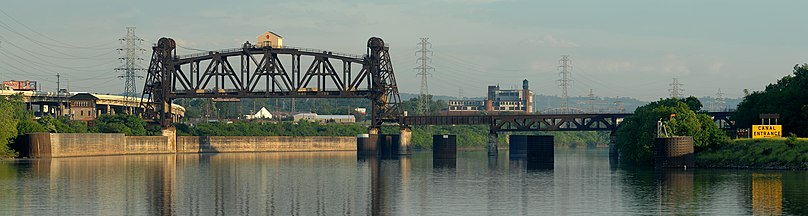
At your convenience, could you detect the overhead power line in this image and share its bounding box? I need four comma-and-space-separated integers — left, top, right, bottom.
0, 8, 116, 50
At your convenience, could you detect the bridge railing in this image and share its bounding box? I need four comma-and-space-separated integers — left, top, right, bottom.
175, 46, 364, 60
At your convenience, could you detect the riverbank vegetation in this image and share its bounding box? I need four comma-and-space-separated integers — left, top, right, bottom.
734, 64, 808, 136
615, 97, 730, 165
697, 138, 808, 169
0, 94, 158, 158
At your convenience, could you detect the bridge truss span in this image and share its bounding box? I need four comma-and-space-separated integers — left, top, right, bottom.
491, 113, 632, 132
402, 112, 735, 132
403, 114, 631, 132
141, 37, 401, 128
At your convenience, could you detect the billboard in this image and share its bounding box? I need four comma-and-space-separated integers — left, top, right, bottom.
752, 125, 782, 138
3, 80, 38, 91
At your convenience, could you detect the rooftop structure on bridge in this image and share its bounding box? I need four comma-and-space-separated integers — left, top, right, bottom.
256, 31, 283, 48
448, 79, 534, 115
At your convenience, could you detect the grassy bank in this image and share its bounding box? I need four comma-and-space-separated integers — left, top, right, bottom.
696, 138, 808, 170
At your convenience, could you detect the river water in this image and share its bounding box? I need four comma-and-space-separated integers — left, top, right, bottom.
0, 149, 806, 215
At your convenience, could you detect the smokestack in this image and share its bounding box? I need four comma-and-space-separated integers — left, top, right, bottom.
523, 79, 529, 90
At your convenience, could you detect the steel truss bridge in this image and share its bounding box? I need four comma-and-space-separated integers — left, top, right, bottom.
139, 36, 736, 132
402, 112, 735, 132
141, 37, 401, 128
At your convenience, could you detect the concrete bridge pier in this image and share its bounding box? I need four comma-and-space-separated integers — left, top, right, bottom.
487, 131, 498, 156
161, 126, 177, 153
609, 131, 618, 159
433, 134, 457, 168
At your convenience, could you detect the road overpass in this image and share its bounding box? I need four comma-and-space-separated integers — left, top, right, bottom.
0, 90, 185, 122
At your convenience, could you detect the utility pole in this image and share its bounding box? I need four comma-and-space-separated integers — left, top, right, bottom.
415, 38, 433, 114
116, 27, 146, 114
669, 78, 684, 98
56, 73, 61, 116
557, 55, 573, 113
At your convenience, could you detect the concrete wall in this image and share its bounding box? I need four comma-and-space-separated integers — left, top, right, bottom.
22, 133, 356, 158
176, 136, 356, 153
125, 136, 171, 154
47, 133, 125, 157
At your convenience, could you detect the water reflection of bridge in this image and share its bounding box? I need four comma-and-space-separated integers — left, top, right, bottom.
4, 152, 806, 214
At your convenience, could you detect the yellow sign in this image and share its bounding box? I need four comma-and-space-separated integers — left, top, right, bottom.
752, 125, 782, 138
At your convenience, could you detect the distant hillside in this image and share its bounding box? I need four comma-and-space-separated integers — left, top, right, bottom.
400, 92, 740, 113
696, 96, 742, 112
400, 93, 456, 101
534, 95, 646, 113
530, 95, 739, 113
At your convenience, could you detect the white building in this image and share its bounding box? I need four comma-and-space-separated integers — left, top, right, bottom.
245, 107, 273, 119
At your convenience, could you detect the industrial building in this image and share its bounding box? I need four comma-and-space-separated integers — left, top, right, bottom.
447, 79, 534, 115
293, 113, 356, 123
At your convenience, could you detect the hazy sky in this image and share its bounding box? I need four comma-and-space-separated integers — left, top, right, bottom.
0, 0, 805, 101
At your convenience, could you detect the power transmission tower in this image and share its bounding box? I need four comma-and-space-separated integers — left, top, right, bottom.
115, 27, 146, 114
414, 38, 433, 114
458, 88, 464, 100
587, 89, 595, 113
715, 88, 726, 111
669, 78, 684, 98
557, 55, 573, 112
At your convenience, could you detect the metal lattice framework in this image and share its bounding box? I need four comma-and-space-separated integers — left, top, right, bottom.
140, 37, 401, 128
402, 112, 736, 132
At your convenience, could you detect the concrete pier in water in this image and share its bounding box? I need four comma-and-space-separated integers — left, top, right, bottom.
433, 134, 457, 168
487, 132, 498, 156
526, 135, 554, 169
508, 135, 528, 159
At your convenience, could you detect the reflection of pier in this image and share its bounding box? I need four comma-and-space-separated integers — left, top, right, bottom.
656, 169, 695, 213
359, 155, 412, 216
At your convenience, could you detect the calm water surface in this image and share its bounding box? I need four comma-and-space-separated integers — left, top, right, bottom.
0, 149, 806, 215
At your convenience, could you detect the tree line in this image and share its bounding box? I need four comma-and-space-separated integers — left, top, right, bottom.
734, 64, 808, 136
0, 94, 160, 157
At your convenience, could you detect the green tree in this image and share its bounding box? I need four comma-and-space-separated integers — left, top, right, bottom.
91, 114, 157, 136
37, 116, 88, 133
0, 96, 20, 157
734, 64, 808, 136
616, 98, 728, 164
